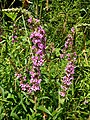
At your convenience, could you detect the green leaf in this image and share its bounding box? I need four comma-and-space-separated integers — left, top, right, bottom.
0, 86, 4, 99
52, 108, 63, 117
5, 12, 17, 21
10, 101, 19, 118
39, 96, 50, 100
52, 108, 63, 120
21, 102, 27, 112
0, 113, 5, 120
10, 113, 19, 120
30, 108, 34, 113
29, 99, 35, 104
59, 98, 65, 104
37, 106, 52, 116
26, 114, 33, 120
11, 105, 19, 114
80, 8, 87, 13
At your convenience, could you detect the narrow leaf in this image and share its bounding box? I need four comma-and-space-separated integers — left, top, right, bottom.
37, 106, 52, 116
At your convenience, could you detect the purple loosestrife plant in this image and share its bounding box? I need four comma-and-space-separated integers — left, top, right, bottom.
15, 17, 46, 93
59, 27, 77, 97
29, 25, 46, 92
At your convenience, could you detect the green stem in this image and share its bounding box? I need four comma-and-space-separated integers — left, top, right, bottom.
72, 79, 74, 96
34, 96, 37, 113
39, 1, 42, 19
46, 0, 49, 11
22, 14, 28, 37
22, 14, 32, 54
58, 89, 61, 108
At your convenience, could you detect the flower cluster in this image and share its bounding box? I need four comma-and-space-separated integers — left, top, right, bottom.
29, 26, 46, 92
60, 27, 77, 97
64, 34, 73, 49
16, 17, 46, 93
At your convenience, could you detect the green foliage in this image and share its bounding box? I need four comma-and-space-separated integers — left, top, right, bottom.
4, 12, 17, 21
0, 0, 90, 120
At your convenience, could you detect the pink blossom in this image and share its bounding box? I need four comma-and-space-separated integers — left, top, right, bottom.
59, 91, 66, 97
35, 19, 40, 23
60, 54, 64, 59
71, 27, 75, 34
28, 17, 32, 23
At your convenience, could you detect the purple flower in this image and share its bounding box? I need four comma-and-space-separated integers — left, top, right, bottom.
59, 91, 66, 97
28, 17, 32, 23
61, 85, 68, 91
67, 53, 71, 57
26, 83, 30, 88
30, 33, 34, 39
20, 84, 26, 91
29, 25, 46, 92
74, 58, 76, 61
73, 52, 77, 56
18, 20, 46, 93
36, 49, 43, 55
65, 41, 69, 48
68, 34, 73, 40
71, 27, 75, 34
35, 32, 43, 39
69, 41, 73, 45
31, 84, 40, 91
38, 26, 45, 35
60, 30, 76, 97
38, 43, 44, 49
43, 37, 46, 42
32, 39, 41, 44
35, 19, 40, 23
65, 64, 74, 74
23, 76, 26, 81
62, 76, 72, 86
32, 45, 36, 50
60, 54, 64, 59
15, 73, 22, 79
12, 35, 17, 39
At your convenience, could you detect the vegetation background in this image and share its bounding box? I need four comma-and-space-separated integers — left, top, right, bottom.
0, 0, 90, 119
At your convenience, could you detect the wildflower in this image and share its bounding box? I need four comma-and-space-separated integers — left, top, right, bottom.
16, 18, 46, 93
35, 19, 40, 23
12, 35, 18, 43
28, 17, 32, 23
15, 73, 22, 79
60, 54, 64, 59
59, 91, 66, 97
29, 26, 46, 92
71, 27, 75, 34
60, 28, 76, 97
23, 76, 26, 81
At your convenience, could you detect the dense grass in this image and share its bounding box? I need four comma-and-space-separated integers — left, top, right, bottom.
0, 0, 90, 119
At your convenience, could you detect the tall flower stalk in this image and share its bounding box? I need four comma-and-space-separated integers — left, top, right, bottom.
15, 17, 46, 93
60, 27, 76, 97
29, 25, 46, 92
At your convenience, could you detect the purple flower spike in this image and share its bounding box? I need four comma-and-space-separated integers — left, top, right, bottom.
29, 24, 46, 93
18, 18, 46, 94
60, 28, 76, 97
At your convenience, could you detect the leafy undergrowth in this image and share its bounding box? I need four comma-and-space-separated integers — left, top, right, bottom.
0, 0, 90, 120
